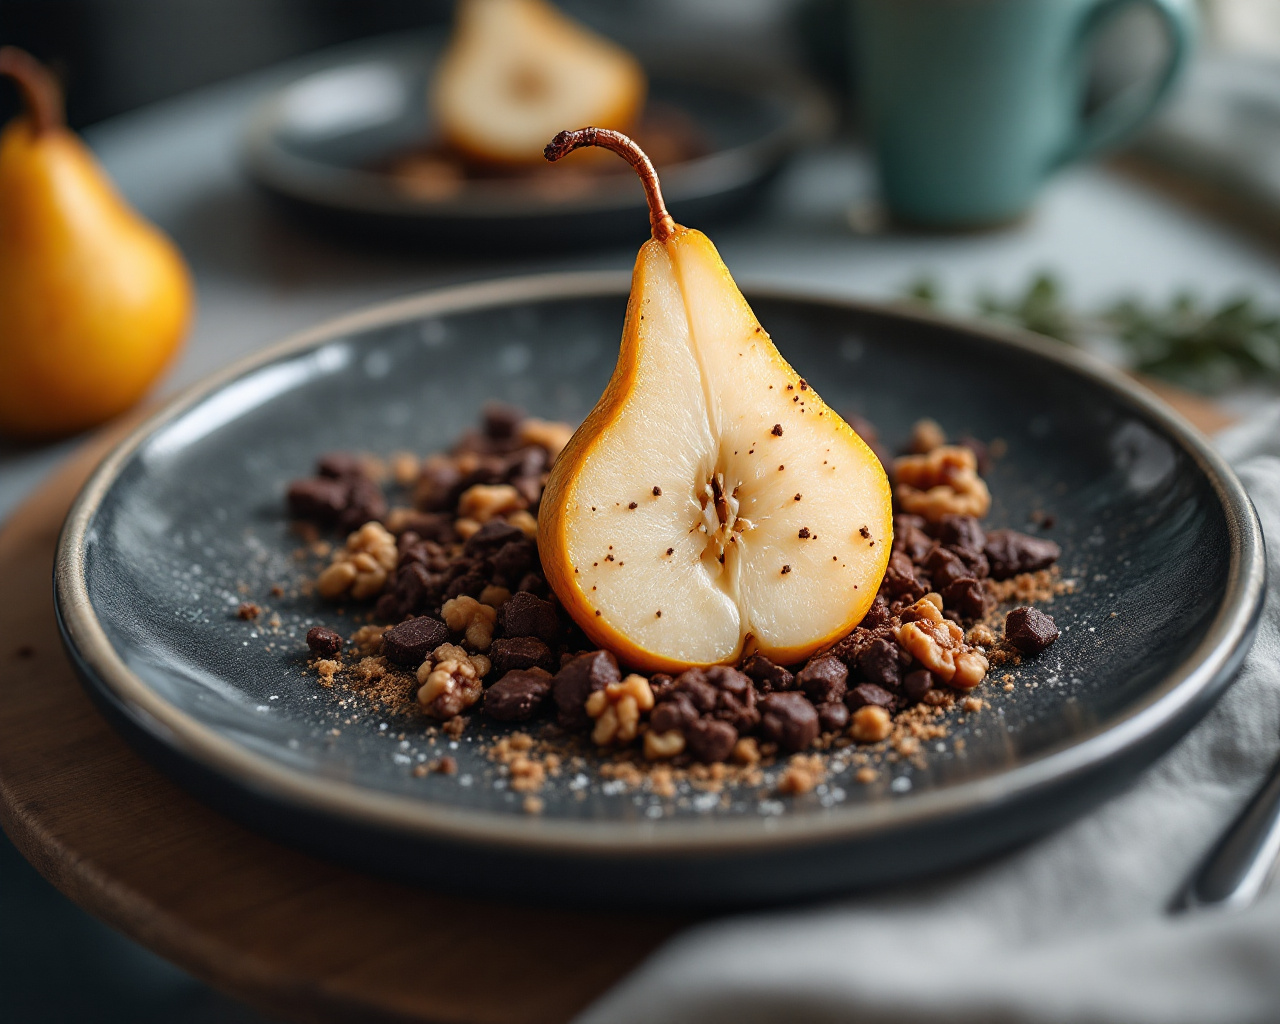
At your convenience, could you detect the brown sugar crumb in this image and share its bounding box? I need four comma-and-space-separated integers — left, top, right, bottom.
350, 656, 389, 689
649, 766, 676, 798
442, 716, 467, 738
987, 567, 1068, 605
269, 584, 285, 598
523, 795, 545, 815
236, 602, 261, 621
509, 756, 546, 792
855, 766, 878, 785
777, 754, 825, 795
350, 623, 391, 656
962, 696, 984, 713
967, 623, 998, 647
732, 737, 761, 765
414, 755, 457, 777
314, 658, 340, 688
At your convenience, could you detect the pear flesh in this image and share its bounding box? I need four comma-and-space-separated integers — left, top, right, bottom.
433, 0, 646, 165
541, 230, 892, 670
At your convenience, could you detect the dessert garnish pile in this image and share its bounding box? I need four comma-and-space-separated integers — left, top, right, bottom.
261, 130, 1068, 813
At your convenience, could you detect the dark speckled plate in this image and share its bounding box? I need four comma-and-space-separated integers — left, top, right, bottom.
55, 273, 1265, 906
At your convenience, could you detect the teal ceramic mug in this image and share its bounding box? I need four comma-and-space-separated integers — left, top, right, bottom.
851, 0, 1196, 227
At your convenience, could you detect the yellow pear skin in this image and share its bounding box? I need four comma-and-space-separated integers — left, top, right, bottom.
0, 48, 192, 437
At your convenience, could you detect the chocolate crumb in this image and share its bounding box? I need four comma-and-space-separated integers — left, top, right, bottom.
798, 527, 810, 539
771, 424, 783, 436
237, 602, 261, 621
306, 626, 344, 658
1005, 606, 1059, 654
859, 526, 870, 539
628, 502, 638, 509
781, 564, 791, 574
652, 486, 662, 496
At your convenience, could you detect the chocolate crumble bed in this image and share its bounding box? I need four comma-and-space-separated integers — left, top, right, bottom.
274, 404, 1068, 804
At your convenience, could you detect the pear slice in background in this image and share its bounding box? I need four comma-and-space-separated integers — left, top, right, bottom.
538, 129, 892, 671
433, 0, 646, 166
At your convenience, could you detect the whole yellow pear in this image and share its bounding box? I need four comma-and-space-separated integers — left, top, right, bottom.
0, 48, 192, 437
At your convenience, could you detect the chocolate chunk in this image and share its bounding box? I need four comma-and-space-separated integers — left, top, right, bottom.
818, 701, 850, 732
392, 511, 456, 544
490, 538, 538, 581
893, 521, 935, 563
936, 514, 986, 555
857, 638, 902, 690
685, 718, 738, 763
797, 656, 848, 703
463, 520, 525, 556
1005, 606, 1059, 654
858, 596, 891, 630
305, 626, 343, 658
941, 577, 990, 619
415, 459, 463, 512
845, 683, 896, 711
336, 475, 387, 531
925, 546, 969, 590
649, 673, 676, 701
497, 591, 561, 645
484, 668, 552, 721
984, 530, 1061, 580
381, 616, 449, 667
482, 401, 524, 440
951, 545, 990, 580
287, 478, 349, 523
489, 636, 555, 676
882, 550, 927, 601
443, 569, 487, 601
740, 653, 795, 694
758, 692, 820, 752
902, 670, 934, 702
672, 666, 758, 732
650, 693, 696, 734
316, 452, 366, 479
552, 650, 619, 729
515, 572, 550, 597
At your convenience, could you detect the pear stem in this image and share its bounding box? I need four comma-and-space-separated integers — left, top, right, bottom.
545, 128, 676, 242
0, 47, 64, 136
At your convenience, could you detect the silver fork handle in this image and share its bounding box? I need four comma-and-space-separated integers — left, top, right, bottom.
1176, 754, 1280, 912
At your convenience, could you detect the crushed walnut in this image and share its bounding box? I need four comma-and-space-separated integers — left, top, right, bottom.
893, 445, 991, 521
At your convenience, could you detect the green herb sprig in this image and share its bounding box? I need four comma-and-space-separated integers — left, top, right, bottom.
905, 273, 1280, 394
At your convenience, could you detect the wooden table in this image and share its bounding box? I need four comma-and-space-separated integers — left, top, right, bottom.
0, 433, 688, 1024
0, 380, 1229, 1024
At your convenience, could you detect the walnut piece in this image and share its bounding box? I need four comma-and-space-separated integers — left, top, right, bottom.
643, 729, 686, 760
316, 521, 398, 600
416, 642, 491, 719
441, 595, 497, 650
894, 595, 990, 689
585, 674, 654, 746
893, 445, 991, 521
457, 483, 524, 524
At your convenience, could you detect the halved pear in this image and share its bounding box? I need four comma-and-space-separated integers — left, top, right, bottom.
538, 130, 892, 672
432, 0, 646, 165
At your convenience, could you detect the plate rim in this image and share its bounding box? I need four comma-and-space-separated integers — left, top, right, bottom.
55, 271, 1268, 856
240, 32, 834, 219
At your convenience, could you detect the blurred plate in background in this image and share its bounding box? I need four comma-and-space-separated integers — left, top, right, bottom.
243, 32, 833, 249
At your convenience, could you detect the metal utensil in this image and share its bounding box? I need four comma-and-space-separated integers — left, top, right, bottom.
1176, 753, 1280, 912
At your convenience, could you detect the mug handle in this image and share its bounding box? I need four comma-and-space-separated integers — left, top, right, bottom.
1056, 0, 1196, 166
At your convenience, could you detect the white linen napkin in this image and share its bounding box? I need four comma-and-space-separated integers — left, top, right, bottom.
578, 405, 1280, 1024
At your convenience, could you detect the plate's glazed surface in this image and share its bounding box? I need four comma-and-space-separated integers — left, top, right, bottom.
56, 274, 1265, 904
242, 33, 831, 247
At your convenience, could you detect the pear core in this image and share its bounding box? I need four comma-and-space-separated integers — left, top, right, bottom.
539, 228, 893, 671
